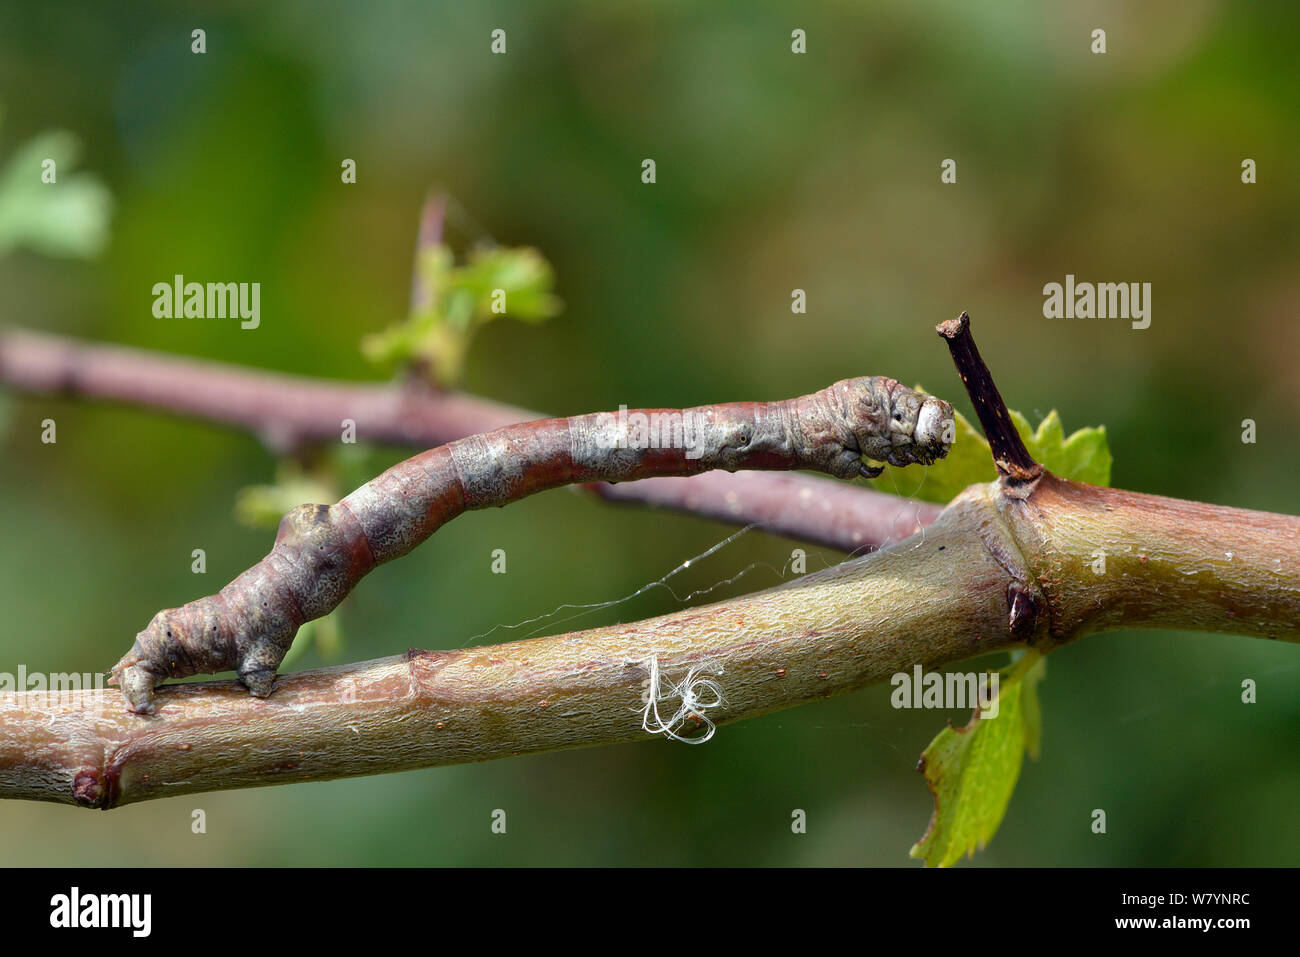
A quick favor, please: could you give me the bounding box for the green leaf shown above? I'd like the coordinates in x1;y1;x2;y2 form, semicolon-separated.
362;241;561;386
0;130;112;259
868;389;1111;502
1013;409;1111;487
909;650;1047;867
448;246;562;323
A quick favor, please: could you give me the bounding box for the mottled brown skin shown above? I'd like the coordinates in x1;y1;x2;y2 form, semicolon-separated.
111;377;953;713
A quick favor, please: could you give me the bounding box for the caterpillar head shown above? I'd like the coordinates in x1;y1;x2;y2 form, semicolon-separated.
901;391;956;466
839;378;954;474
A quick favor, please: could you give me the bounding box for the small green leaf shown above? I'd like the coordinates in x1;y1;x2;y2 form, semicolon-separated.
909;650;1047;867
449;246;562;323
1014;409;1111;487
363;240;561;387
868;390;1111;502
0;130;112;259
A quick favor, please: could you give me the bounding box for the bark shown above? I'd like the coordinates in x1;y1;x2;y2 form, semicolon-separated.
1;473;1294;809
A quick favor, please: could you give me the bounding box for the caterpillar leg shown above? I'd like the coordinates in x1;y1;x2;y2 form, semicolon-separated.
238;666;278;698
237;642;287;698
109;658;165;715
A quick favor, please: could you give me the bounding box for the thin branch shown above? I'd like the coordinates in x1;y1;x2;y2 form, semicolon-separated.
590;472;941;553
0;327;940;552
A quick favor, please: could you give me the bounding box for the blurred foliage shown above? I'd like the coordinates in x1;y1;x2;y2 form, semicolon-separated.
0;0;1297;866
234;461;339;530
0;109;112;258
363;241;561;386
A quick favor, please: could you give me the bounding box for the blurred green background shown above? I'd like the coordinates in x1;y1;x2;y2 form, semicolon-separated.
1;0;1297;866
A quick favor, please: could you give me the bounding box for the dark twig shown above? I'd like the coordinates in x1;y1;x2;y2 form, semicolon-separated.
936;312;1042;482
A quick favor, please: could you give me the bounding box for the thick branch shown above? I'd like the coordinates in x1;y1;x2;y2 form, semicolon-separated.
1002;474;1300;644
3;475;1295;809
0;496;1018;809
0;327;940;551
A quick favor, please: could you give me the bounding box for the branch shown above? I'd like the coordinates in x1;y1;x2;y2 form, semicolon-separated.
3;474;1295;809
0;327;941;551
2;316;1295;810
0;497;1036;808
590;471;940;554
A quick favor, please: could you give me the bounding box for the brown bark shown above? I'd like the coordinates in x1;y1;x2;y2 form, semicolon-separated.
2;472;1294;809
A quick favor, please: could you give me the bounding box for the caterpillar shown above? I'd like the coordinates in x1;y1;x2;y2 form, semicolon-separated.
110;376;954;713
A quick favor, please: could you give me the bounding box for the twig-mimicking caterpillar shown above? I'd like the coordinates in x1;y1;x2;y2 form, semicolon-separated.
111;376;954;712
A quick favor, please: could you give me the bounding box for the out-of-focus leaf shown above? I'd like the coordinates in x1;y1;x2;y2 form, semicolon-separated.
447;246;562;323
234;462;340;531
363;240;561;387
0;130;112;258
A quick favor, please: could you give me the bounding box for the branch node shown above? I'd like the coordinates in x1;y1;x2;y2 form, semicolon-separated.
72;769;107;809
1007;582;1042;640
